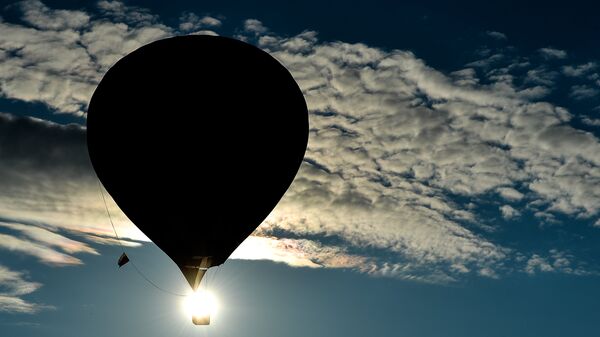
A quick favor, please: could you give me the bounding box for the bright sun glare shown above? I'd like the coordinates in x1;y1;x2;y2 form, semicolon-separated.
183;290;219;319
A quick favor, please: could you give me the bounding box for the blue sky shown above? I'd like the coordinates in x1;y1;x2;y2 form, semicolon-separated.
1;1;600;336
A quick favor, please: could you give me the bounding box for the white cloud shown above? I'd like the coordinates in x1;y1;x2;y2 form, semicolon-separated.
0;113;146;243
0;222;98;255
524;250;590;275
260;30;318;54
188;30;219;36
244;19;267;34
0;265;53;313
497;187;525;201
562;62;597;77
83;233;142;247
538;47;567;59
198;16;221;27
569;85;599;100
80;21;172;70
450;68;479;86
258;29;600;279
500;205;521;219
524;68;557;86
0;23;97;115
96;0;126;12
179;12;222;32
97;0;160;26
478;267;499;279
18;0;90;30
231;236;371;269
525;254;554;274
0;2;172;115
0;233;83;266
581;117;600;127
231;236;320;268
486;31;507;40
466;53;504;68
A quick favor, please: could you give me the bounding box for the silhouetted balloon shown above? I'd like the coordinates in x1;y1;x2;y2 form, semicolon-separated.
87;35;308;291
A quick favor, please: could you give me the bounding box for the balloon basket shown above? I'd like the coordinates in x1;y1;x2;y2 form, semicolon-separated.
192;314;211;325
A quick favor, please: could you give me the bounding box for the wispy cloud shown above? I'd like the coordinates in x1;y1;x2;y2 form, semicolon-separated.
0;233;83;266
179;12;222;32
538;47;567;60
0;1;173;115
0;112;144;242
569;85;599;100
582;117;600;127
244;19;268;34
96;0;161;26
0;222;98;255
524;250;591;276
486;31;507;40
0;265;53;313
497;187;525;201
231;236;321;268
524;68;558;86
17;0;90;30
562;62;597;77
500;205;521;219
82;233;143;247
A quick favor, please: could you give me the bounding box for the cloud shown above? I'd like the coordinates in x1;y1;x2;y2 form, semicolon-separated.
0;222;98;255
478;267;499;279
0;23;97;115
83;233;142;247
0;111;145;271
0;112;146;242
0;1;172;115
80;20;172;70
179;12;222;32
525;254;554;274
255;29;600;279
486;31;507;40
231;236;367;269
188;30;219;36
524;250;591;275
0;233;83;266
0;265;53;314
465;53;504;68
17;0;90;30
524;68;558;86
538;47;567;59
231;236;320;268
562;62;597;77
0;1;599;283
500;205;521;219
244;19;267;34
96;0;161;26
497;187;525;201
450;68;479;86
569;85;599;100
260;30;318;54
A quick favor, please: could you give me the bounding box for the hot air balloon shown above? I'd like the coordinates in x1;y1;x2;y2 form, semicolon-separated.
86;35;308;323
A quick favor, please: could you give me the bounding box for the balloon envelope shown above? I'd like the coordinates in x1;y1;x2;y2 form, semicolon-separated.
87;35;308;290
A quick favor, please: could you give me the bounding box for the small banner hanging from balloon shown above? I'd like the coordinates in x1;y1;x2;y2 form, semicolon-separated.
117;253;130;268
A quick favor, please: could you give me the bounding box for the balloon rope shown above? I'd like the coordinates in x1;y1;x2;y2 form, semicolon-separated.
97;180;187;297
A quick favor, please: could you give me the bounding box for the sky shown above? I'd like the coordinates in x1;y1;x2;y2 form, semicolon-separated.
0;0;600;336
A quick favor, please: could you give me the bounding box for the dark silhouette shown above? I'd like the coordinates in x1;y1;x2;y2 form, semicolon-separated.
117;253;129;268
87;35;308;294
